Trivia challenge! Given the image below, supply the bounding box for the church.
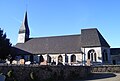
[13,12,111,66]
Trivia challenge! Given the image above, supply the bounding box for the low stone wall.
[91,65,120,73]
[0,65,90,81]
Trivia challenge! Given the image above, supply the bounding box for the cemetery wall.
[0,65,90,81]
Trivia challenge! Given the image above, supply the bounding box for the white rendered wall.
[17,33,26,43]
[32,48,111,65]
[81,47,111,64]
[81,47,102,63]
[48,53,83,65]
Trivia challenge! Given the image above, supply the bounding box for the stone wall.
[91,65,120,73]
[0,65,90,81]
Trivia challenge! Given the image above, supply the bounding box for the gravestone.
[0,74,6,81]
[20,59,25,64]
[86,59,91,66]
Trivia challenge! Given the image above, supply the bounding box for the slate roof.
[19,11,30,35]
[81,28,110,47]
[110,48,120,55]
[14,28,110,55]
[14,34,82,54]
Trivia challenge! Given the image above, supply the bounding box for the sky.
[0,0,120,48]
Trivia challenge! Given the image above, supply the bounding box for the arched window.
[88,49,97,62]
[112,60,116,65]
[39,55,44,62]
[94,53,97,61]
[47,55,51,63]
[102,50,108,62]
[91,53,93,61]
[71,54,76,62]
[58,55,63,63]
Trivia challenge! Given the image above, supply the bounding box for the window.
[39,55,44,62]
[94,53,97,61]
[102,50,108,62]
[58,55,63,63]
[88,49,97,62]
[91,53,93,61]
[112,60,116,65]
[71,54,76,62]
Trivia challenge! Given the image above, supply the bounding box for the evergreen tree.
[0,28,11,59]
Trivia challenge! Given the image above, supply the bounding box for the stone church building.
[13,12,111,66]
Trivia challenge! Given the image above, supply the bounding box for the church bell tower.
[17,11,30,43]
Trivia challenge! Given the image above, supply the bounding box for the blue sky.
[0,0,120,48]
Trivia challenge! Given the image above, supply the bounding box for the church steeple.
[17,11,30,43]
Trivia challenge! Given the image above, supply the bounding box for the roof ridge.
[95,29,102,46]
[96,29,110,47]
[30,34,81,39]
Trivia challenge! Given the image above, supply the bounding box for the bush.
[6,70,16,81]
[7,70,13,78]
[30,72,38,81]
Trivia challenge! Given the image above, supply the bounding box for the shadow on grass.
[84,72,116,80]
[58,73,116,81]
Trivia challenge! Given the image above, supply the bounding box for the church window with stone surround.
[58,55,63,63]
[88,49,97,62]
[39,55,44,62]
[94,53,97,61]
[91,53,93,61]
[71,54,76,62]
[102,50,108,62]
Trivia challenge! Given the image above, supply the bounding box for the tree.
[0,28,11,59]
